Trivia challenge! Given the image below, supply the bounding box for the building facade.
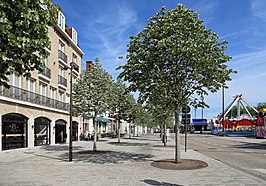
[0,11,83,151]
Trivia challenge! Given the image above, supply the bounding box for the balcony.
[58,75,67,87]
[39,66,51,79]
[0,86,70,111]
[58,50,68,64]
[73,63,79,73]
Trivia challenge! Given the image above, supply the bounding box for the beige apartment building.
[0,11,83,151]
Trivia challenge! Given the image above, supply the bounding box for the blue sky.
[53,0,266,119]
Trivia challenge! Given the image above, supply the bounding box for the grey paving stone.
[0,134,265,186]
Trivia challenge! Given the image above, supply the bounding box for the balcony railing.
[0,86,70,111]
[58,50,68,64]
[58,75,67,87]
[73,63,79,73]
[39,66,51,79]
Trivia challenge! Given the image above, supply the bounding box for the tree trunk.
[111,120,114,133]
[160,124,163,142]
[164,124,167,146]
[137,125,139,137]
[129,122,132,139]
[118,120,121,143]
[93,114,97,151]
[175,111,181,163]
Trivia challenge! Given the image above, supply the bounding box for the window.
[72,28,78,44]
[72,54,77,63]
[40,54,48,66]
[39,82,47,96]
[58,11,65,30]
[9,71,20,87]
[58,90,65,109]
[50,87,56,99]
[27,78,35,92]
[59,90,65,102]
[8,72,21,98]
[58,66,65,77]
[50,86,56,107]
[39,82,47,105]
[58,41,67,64]
[26,78,35,101]
[59,41,65,53]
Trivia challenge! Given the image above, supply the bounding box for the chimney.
[65,27,72,38]
[86,61,94,73]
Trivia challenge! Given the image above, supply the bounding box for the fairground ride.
[213,94,259,137]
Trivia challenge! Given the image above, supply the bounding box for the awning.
[96,117,110,123]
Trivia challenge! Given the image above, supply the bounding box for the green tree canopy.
[0,0,59,87]
[256,103,266,112]
[74,59,113,117]
[108,79,137,142]
[228,102,266,119]
[109,79,133,121]
[73,59,113,150]
[118,4,235,162]
[118,5,235,110]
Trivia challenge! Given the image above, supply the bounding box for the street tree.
[74,58,113,151]
[256,103,266,113]
[145,92,174,145]
[132,103,148,137]
[229,102,266,118]
[118,5,235,163]
[125,95,139,139]
[148,102,173,146]
[0,0,59,87]
[109,79,136,143]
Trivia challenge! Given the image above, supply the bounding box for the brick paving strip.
[0,134,265,186]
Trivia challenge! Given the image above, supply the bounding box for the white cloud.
[192,0,219,24]
[94,2,137,28]
[220,31,241,39]
[78,1,139,78]
[203,48,266,119]
[251,0,266,20]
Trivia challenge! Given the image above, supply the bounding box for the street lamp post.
[68,62,79,162]
[222,86,225,135]
[201,95,204,134]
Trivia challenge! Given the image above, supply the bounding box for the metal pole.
[69,64,73,162]
[202,100,203,120]
[222,86,225,135]
[93,115,97,151]
[164,124,166,146]
[185,107,187,152]
[195,107,196,119]
[201,96,203,134]
[174,111,178,163]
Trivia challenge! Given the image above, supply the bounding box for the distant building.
[0,10,83,151]
[86,60,94,73]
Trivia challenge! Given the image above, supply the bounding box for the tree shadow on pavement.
[24,151,69,162]
[60,150,154,164]
[40,145,83,151]
[153,145,175,148]
[108,142,149,146]
[141,179,182,186]
[23,145,84,162]
[127,137,162,142]
[231,142,266,150]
